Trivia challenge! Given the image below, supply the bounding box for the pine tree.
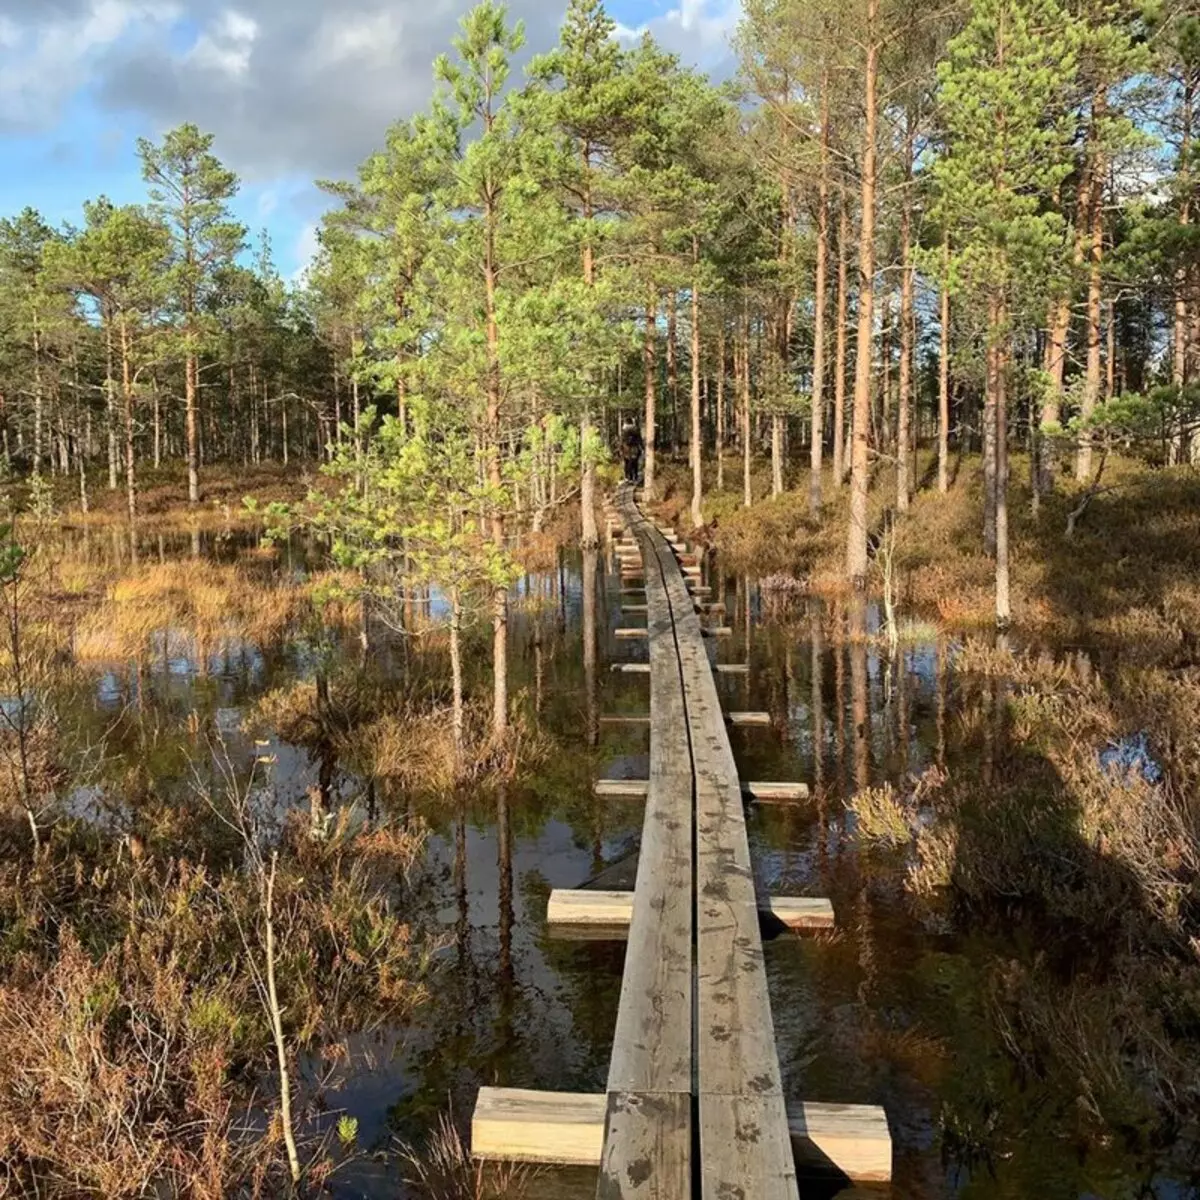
[933,0,1079,626]
[138,125,245,506]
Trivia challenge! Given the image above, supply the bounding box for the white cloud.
[312,10,402,70]
[186,8,257,77]
[0,0,179,131]
[615,0,738,62]
[0,0,740,186]
[289,221,320,284]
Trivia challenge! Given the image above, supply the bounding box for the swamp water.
[50,532,1200,1200]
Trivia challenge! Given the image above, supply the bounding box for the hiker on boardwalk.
[619,420,643,484]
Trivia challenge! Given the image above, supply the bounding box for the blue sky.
[0,0,738,281]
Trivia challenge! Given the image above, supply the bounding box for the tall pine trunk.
[810,80,830,516]
[741,297,752,508]
[1174,80,1192,412]
[104,314,118,489]
[983,338,998,556]
[485,210,507,740]
[667,291,678,447]
[185,344,199,505]
[643,291,657,499]
[580,186,598,548]
[1077,127,1105,482]
[716,320,726,491]
[120,314,136,524]
[938,234,951,494]
[833,199,849,485]
[691,238,704,528]
[846,0,878,588]
[995,299,1011,628]
[897,112,915,513]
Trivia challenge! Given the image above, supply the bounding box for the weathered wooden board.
[661,522,799,1200]
[614,628,649,639]
[594,778,651,798]
[610,663,651,674]
[715,663,749,674]
[594,777,808,803]
[471,1088,892,1182]
[596,484,694,1200]
[727,711,772,727]
[547,889,833,932]
[746,781,810,802]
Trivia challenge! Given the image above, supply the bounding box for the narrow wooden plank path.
[471,486,891,1194]
[598,484,798,1200]
[596,485,694,1200]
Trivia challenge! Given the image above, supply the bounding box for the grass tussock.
[398,1112,537,1200]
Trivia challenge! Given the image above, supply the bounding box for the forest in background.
[3,0,1200,735]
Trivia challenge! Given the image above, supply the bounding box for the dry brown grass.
[397,1111,537,1200]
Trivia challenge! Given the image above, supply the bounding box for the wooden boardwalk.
[603,484,797,1200]
[471,485,891,1197]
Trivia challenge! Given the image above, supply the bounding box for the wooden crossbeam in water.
[471,1089,891,1183]
[594,778,809,802]
[547,889,834,933]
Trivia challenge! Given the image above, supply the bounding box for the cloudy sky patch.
[0,0,738,276]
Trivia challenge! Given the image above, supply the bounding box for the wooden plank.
[594,778,650,798]
[615,628,649,639]
[471,1088,891,1182]
[598,1092,691,1200]
[660,521,798,1200]
[727,711,771,727]
[598,484,694,1199]
[622,604,650,614]
[610,663,651,674]
[594,778,809,803]
[746,781,810,802]
[547,889,833,932]
[702,626,733,637]
[715,663,749,674]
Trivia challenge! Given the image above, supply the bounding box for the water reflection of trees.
[726,577,1200,1197]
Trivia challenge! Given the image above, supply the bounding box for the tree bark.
[741,296,752,508]
[185,346,199,505]
[846,0,878,588]
[643,291,657,498]
[580,180,599,548]
[1077,127,1105,482]
[995,302,1011,628]
[938,234,951,494]
[691,237,704,528]
[450,585,464,760]
[104,314,118,489]
[897,112,915,513]
[120,313,136,524]
[983,332,998,556]
[834,198,849,485]
[667,290,678,445]
[810,78,830,516]
[485,190,507,740]
[716,320,726,491]
[1174,78,1193,427]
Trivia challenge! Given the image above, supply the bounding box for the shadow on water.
[41,533,1200,1199]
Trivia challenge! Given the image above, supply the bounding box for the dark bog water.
[57,537,1200,1200]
